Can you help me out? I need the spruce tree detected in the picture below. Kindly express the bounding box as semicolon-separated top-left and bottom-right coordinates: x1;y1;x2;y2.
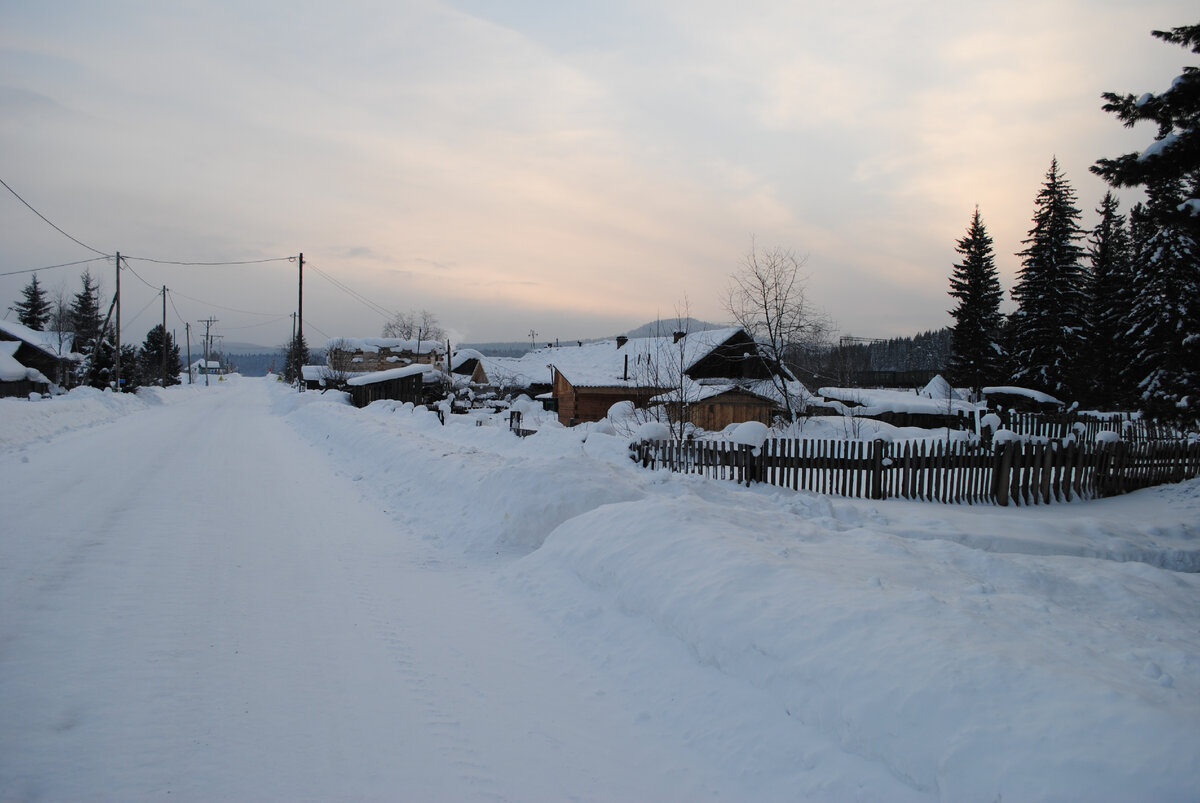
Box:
283;333;310;384
11;273;51;330
946;208;1004;395
138;324;182;386
69;270;104;357
1082;192;1135;407
1124;177;1199;423
1009;158;1088;399
1092;23;1200;428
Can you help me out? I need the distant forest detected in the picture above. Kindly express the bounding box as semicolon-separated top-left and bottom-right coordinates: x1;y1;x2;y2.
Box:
795;328;951;389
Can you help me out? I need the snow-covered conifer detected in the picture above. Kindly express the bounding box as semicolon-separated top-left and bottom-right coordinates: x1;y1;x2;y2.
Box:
1009;158;1088;399
947;208;1004;395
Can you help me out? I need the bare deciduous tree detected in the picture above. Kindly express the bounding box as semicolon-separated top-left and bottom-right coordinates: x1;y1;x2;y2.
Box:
321;337;356;389
725;243;831;422
382;309;445;342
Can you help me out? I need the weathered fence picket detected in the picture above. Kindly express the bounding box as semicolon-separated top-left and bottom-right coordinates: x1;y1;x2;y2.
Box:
631;437;1200;505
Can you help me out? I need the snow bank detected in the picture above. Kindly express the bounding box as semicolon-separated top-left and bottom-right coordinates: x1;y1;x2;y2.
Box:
0;382;208;451
270;381;1200;798
519;487;1200;800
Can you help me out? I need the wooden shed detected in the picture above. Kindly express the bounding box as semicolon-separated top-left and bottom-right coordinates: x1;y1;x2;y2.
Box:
345;364;437;408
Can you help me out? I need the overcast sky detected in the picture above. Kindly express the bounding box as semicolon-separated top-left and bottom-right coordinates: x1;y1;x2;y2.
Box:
1;1;1194;349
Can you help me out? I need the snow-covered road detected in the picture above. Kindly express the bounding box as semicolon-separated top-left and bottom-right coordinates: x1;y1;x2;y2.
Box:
0;380;755;801
4;377;1199;801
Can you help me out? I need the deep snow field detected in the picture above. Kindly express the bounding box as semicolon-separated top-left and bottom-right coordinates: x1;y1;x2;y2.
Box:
2;376;1199;801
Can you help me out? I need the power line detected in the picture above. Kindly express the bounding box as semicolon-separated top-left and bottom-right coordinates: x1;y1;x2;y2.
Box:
0;256;111;278
124;255;294;266
120;257;160;291
308;263;396;320
0;175;111;257
168;288;286;317
219;315;292;331
301;317;330;340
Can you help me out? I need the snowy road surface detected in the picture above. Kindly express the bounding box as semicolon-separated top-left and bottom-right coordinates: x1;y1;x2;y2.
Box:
3;377;1199;801
1;380;750;800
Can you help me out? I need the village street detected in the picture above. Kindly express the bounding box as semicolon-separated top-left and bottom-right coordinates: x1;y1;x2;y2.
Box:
4;378;1199;801
0;379;772;801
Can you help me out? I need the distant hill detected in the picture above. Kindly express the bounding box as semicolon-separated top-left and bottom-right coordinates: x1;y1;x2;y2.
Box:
621;318;727;339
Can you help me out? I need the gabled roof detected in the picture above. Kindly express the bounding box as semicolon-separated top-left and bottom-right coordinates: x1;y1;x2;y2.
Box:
0;341;51;383
651;379;780;406
0;319;79;360
547;327;746;389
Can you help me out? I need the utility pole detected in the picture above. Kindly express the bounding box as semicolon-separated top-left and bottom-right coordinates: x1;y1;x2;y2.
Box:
296;252;304;390
114;252;121;392
185;322;192;384
161;286;168;387
198;317;218;387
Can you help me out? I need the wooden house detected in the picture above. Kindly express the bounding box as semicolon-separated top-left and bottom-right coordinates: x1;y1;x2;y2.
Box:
546;327;790;428
0;341;51;398
326;337;443;374
0;319;80;388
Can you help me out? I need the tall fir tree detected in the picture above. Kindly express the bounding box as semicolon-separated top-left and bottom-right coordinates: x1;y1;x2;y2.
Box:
946;207;1004;395
1124;177;1199;423
1092;23;1200;427
283;332;309;384
1082;192;1135;407
69;269;104;357
138;324;182;386
11;273;51;330
1009;158;1088;399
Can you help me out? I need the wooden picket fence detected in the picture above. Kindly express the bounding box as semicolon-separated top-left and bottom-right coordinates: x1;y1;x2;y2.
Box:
1000;411;1182;443
630;437;1200;506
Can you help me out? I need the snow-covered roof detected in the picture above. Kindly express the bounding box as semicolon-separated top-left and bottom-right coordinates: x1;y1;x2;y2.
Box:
819;386;983;416
0;319;79;360
345;363;439;386
981;386;1063;405
327;337;441;355
477;353;553;389
651;379;779;406
0;341;51;384
547;327;746;388
451;348;485;371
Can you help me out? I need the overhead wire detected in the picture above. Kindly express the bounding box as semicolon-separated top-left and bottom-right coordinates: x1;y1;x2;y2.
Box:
122;290;163;329
168;289;287;318
2;175;393;346
308;264;397;320
300;317;330;340
0;175;111;257
119;256;161;291
0;256;111;278
124;255;294;266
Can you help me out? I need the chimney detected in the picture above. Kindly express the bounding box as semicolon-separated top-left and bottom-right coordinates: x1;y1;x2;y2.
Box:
616;336;628;349
673;331;685;343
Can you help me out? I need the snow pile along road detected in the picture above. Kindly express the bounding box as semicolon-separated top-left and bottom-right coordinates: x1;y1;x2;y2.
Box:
282;383;1200;801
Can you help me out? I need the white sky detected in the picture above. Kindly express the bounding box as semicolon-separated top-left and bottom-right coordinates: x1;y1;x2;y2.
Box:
1;0;1194;348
